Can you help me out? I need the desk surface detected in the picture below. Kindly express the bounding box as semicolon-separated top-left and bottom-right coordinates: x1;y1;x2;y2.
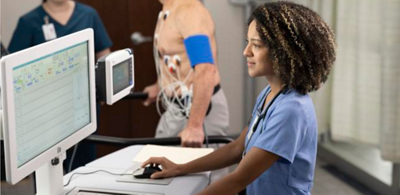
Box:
63;145;210;195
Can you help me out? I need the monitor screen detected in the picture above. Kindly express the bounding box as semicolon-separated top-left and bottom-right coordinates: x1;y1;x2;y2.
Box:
12;41;91;168
112;59;132;95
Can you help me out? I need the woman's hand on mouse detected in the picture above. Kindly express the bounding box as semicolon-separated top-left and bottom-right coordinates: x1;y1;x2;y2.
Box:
141;157;182;179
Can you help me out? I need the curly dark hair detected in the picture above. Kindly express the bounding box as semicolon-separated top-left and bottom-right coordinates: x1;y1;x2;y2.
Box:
249;1;336;95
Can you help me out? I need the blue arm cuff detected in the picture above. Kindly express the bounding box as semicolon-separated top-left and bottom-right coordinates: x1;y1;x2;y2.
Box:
184;35;214;68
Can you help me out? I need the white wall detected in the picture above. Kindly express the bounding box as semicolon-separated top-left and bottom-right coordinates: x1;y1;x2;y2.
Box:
1;0;41;48
203;0;245;135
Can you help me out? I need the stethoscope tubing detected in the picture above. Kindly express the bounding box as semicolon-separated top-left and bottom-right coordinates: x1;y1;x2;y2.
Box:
242;89;283;158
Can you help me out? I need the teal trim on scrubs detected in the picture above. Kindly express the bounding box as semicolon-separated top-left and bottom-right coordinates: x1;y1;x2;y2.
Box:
8;2;112;53
245;86;317;195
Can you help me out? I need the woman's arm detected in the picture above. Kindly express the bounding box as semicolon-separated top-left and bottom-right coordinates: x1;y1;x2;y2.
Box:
95;48;111;60
197;147;279;195
142;126;249;178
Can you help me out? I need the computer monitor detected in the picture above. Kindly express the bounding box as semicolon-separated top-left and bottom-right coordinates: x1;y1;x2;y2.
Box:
96;49;135;105
0;29;97;195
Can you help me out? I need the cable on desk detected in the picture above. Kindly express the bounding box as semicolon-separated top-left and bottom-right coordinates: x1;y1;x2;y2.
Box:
64;169;136;187
64;169;141;195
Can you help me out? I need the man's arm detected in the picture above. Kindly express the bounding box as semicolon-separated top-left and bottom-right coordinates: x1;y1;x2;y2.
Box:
176;3;219;147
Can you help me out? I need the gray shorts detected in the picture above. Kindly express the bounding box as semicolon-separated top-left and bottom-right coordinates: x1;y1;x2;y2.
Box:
155;89;229;138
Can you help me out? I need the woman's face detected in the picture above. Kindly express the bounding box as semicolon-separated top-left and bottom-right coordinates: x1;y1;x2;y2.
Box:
243;20;274;78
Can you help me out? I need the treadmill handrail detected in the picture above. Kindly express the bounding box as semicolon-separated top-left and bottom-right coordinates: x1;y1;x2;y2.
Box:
85;134;236;146
123;92;148;100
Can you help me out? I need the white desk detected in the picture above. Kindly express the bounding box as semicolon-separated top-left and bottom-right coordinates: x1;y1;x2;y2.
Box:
63;145;210;195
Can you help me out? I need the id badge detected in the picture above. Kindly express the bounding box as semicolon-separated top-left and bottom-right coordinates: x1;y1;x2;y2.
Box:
42;23;57;41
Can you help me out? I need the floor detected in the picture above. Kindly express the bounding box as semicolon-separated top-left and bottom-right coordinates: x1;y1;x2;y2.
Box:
312;159;379;195
0;158;380;195
0;175;35;195
320;141;392;186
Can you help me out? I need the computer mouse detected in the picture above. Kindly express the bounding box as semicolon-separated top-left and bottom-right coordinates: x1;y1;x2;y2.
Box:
133;165;162;179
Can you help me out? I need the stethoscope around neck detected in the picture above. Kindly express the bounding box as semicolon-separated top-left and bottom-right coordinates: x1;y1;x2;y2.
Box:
242;89;283;158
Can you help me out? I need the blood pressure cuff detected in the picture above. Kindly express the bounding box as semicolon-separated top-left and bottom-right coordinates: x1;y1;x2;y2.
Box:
184;34;214;68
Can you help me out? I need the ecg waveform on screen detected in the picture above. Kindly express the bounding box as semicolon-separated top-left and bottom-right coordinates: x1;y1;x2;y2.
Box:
12;44;91;167
113;62;130;95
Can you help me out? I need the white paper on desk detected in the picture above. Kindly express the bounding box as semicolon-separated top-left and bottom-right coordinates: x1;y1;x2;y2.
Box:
132;145;214;164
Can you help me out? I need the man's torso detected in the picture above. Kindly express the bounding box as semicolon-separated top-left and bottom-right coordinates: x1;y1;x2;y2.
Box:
154;1;220;92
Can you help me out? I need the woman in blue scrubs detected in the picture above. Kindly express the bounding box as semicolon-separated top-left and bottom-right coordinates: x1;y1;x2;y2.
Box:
8;0;112;171
8;0;112;59
142;2;336;194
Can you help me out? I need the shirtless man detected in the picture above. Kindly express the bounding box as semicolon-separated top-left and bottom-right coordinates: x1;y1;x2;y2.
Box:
143;0;229;148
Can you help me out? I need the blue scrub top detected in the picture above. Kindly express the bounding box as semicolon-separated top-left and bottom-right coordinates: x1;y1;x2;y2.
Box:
244;86;317;195
8;2;112;53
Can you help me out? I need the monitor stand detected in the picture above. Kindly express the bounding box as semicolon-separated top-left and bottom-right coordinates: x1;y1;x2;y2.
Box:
35;153;66;195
